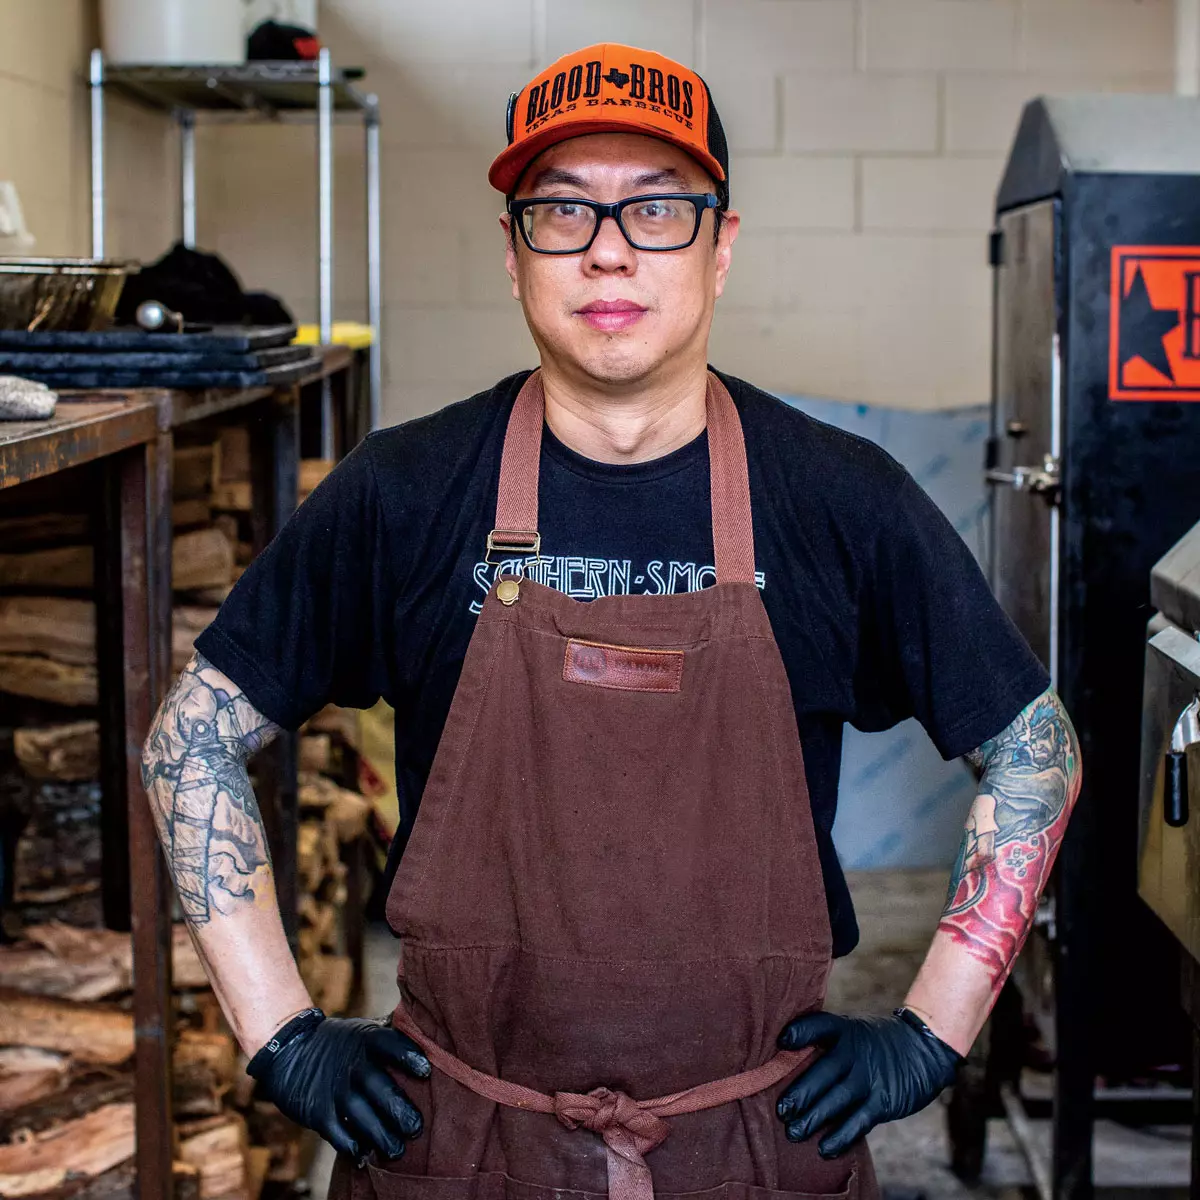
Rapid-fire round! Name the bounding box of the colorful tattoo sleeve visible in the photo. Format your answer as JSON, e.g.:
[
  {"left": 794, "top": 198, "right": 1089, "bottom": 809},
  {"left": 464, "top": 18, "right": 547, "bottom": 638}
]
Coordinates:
[
  {"left": 941, "top": 688, "right": 1082, "bottom": 997},
  {"left": 141, "top": 653, "right": 281, "bottom": 924}
]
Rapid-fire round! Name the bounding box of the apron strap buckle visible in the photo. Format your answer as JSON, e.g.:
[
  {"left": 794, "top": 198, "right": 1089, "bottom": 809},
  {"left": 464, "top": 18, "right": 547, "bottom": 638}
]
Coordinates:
[{"left": 486, "top": 528, "right": 542, "bottom": 567}]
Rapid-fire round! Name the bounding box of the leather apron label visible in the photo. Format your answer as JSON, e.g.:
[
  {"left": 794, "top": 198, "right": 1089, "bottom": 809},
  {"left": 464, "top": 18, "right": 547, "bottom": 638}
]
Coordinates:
[{"left": 563, "top": 639, "right": 684, "bottom": 693}]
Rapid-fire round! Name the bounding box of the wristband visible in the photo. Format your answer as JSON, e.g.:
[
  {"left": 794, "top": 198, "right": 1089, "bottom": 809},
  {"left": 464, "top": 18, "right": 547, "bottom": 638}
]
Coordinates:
[
  {"left": 893, "top": 1006, "right": 965, "bottom": 1062},
  {"left": 247, "top": 1007, "right": 326, "bottom": 1078}
]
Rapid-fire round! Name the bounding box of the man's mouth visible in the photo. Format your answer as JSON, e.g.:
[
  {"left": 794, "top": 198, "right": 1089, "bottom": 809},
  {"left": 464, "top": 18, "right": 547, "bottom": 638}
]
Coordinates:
[{"left": 575, "top": 299, "right": 648, "bottom": 332}]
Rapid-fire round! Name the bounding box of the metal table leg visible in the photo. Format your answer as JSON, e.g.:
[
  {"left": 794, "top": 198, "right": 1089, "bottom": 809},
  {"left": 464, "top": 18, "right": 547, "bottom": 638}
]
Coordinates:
[{"left": 116, "top": 441, "right": 174, "bottom": 1199}]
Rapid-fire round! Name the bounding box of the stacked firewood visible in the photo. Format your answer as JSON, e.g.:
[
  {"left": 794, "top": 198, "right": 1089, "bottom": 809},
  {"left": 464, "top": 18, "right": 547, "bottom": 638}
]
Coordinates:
[
  {"left": 0, "top": 718, "right": 374, "bottom": 1199},
  {"left": 0, "top": 432, "right": 335, "bottom": 706},
  {"left": 0, "top": 933, "right": 271, "bottom": 1199},
  {"left": 0, "top": 433, "right": 366, "bottom": 1198}
]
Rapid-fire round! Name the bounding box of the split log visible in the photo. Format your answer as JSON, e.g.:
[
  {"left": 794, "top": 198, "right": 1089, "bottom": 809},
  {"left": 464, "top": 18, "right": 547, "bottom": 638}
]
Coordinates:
[
  {"left": 301, "top": 955, "right": 353, "bottom": 1017},
  {"left": 177, "top": 1111, "right": 250, "bottom": 1200},
  {"left": 304, "top": 705, "right": 359, "bottom": 750},
  {"left": 0, "top": 1048, "right": 68, "bottom": 1114},
  {"left": 173, "top": 498, "right": 212, "bottom": 529},
  {"left": 0, "top": 597, "right": 93, "bottom": 665},
  {"left": 296, "top": 825, "right": 326, "bottom": 897},
  {"left": 299, "top": 775, "right": 372, "bottom": 843},
  {"left": 13, "top": 722, "right": 99, "bottom": 782},
  {"left": 299, "top": 459, "right": 333, "bottom": 497},
  {"left": 0, "top": 1057, "right": 228, "bottom": 1144},
  {"left": 174, "top": 445, "right": 218, "bottom": 499},
  {"left": 0, "top": 513, "right": 88, "bottom": 550},
  {"left": 297, "top": 903, "right": 337, "bottom": 962},
  {"left": 248, "top": 1102, "right": 304, "bottom": 1184},
  {"left": 210, "top": 481, "right": 251, "bottom": 513},
  {"left": 216, "top": 427, "right": 250, "bottom": 483},
  {"left": 0, "top": 1074, "right": 131, "bottom": 1141},
  {"left": 0, "top": 546, "right": 91, "bottom": 590},
  {"left": 0, "top": 656, "right": 96, "bottom": 707},
  {"left": 299, "top": 734, "right": 331, "bottom": 775},
  {"left": 212, "top": 514, "right": 239, "bottom": 545},
  {"left": 173, "top": 606, "right": 219, "bottom": 673},
  {"left": 173, "top": 528, "right": 235, "bottom": 593},
  {"left": 0, "top": 923, "right": 208, "bottom": 1000},
  {"left": 175, "top": 1030, "right": 236, "bottom": 1088},
  {"left": 182, "top": 585, "right": 233, "bottom": 607},
  {"left": 12, "top": 785, "right": 102, "bottom": 906},
  {"left": 0, "top": 992, "right": 133, "bottom": 1066},
  {"left": 246, "top": 1146, "right": 270, "bottom": 1200},
  {"left": 0, "top": 530, "right": 233, "bottom": 596},
  {"left": 0, "top": 1102, "right": 134, "bottom": 1195}
]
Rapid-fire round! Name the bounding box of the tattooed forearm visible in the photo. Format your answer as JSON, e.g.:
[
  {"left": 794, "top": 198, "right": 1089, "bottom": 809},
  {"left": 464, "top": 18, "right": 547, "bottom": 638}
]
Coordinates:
[
  {"left": 141, "top": 653, "right": 281, "bottom": 924},
  {"left": 940, "top": 688, "right": 1081, "bottom": 995}
]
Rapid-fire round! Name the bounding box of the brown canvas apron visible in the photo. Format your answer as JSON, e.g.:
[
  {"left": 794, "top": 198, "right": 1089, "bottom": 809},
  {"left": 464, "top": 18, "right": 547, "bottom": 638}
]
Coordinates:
[{"left": 331, "top": 371, "right": 878, "bottom": 1200}]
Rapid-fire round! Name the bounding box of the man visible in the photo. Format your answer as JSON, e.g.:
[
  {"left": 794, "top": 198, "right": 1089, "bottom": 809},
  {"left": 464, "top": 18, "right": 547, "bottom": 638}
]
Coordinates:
[{"left": 143, "top": 43, "right": 1080, "bottom": 1200}]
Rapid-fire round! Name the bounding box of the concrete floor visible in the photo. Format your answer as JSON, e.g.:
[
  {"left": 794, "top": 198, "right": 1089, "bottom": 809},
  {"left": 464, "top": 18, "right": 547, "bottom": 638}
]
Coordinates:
[{"left": 309, "top": 870, "right": 1192, "bottom": 1198}]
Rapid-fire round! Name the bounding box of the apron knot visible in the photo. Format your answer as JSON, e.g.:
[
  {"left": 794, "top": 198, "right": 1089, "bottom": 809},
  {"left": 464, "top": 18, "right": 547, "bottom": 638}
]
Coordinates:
[{"left": 553, "top": 1087, "right": 671, "bottom": 1155}]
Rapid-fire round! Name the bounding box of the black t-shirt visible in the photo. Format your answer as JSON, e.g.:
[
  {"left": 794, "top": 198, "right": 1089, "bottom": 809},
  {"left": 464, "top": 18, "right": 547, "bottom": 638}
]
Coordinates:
[{"left": 196, "top": 369, "right": 1048, "bottom": 956}]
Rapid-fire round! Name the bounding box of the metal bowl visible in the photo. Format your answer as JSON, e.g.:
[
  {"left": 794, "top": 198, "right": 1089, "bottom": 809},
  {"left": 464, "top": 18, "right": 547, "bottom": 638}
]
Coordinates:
[{"left": 0, "top": 257, "right": 139, "bottom": 333}]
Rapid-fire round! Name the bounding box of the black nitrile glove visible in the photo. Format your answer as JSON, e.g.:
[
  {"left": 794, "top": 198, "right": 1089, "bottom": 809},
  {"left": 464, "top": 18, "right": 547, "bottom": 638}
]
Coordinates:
[
  {"left": 247, "top": 1012, "right": 430, "bottom": 1164},
  {"left": 776, "top": 1010, "right": 961, "bottom": 1158}
]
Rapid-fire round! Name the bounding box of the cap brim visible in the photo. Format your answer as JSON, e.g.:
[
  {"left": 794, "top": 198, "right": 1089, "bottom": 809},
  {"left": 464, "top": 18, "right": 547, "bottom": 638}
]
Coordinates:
[{"left": 488, "top": 119, "right": 726, "bottom": 196}]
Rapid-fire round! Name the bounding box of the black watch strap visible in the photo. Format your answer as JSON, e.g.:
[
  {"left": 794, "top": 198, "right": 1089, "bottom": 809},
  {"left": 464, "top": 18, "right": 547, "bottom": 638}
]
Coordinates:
[{"left": 247, "top": 1007, "right": 326, "bottom": 1078}]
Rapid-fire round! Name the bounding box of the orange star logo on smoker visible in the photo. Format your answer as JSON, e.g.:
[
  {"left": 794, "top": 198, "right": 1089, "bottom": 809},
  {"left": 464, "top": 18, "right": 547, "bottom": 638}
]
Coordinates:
[{"left": 1109, "top": 246, "right": 1200, "bottom": 400}]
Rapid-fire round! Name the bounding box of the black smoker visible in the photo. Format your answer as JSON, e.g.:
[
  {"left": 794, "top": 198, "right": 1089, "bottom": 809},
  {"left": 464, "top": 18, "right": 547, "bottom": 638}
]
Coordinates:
[{"left": 967, "top": 96, "right": 1200, "bottom": 1199}]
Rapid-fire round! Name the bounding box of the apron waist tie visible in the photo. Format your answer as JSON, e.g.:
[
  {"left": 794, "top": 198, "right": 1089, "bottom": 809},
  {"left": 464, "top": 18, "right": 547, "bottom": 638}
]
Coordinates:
[{"left": 393, "top": 1006, "right": 813, "bottom": 1200}]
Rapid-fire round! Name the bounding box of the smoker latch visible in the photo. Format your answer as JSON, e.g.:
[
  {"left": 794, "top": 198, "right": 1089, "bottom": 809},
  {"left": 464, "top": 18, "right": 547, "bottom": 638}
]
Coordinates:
[
  {"left": 1166, "top": 693, "right": 1200, "bottom": 828},
  {"left": 985, "top": 453, "right": 1061, "bottom": 505}
]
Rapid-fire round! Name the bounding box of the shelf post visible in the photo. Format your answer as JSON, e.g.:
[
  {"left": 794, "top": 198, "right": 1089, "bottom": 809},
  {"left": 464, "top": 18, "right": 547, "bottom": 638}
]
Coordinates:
[
  {"left": 318, "top": 49, "right": 335, "bottom": 458},
  {"left": 179, "top": 110, "right": 197, "bottom": 249},
  {"left": 90, "top": 49, "right": 106, "bottom": 258},
  {"left": 366, "top": 97, "right": 382, "bottom": 432}
]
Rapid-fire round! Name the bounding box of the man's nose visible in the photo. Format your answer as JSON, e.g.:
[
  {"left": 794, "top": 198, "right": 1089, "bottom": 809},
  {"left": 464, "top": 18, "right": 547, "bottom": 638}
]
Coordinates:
[{"left": 583, "top": 215, "right": 636, "bottom": 272}]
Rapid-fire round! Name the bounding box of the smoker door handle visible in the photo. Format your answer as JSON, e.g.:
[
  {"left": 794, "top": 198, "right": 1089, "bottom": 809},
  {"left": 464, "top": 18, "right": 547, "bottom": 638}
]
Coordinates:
[
  {"left": 984, "top": 456, "right": 1061, "bottom": 504},
  {"left": 1165, "top": 750, "right": 1189, "bottom": 827}
]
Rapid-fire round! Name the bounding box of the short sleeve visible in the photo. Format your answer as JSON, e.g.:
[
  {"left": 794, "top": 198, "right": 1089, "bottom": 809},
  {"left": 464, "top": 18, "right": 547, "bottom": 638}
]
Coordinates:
[
  {"left": 194, "top": 439, "right": 390, "bottom": 730},
  {"left": 853, "top": 473, "right": 1050, "bottom": 759}
]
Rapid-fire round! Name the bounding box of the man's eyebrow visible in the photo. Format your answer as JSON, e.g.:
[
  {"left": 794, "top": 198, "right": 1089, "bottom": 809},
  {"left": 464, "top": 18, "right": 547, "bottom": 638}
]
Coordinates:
[
  {"left": 523, "top": 166, "right": 694, "bottom": 194},
  {"left": 630, "top": 168, "right": 689, "bottom": 189},
  {"left": 525, "top": 167, "right": 590, "bottom": 192}
]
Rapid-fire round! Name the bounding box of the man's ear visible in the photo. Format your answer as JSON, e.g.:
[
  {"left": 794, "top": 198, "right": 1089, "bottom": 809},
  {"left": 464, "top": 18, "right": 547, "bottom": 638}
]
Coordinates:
[
  {"left": 713, "top": 209, "right": 740, "bottom": 300},
  {"left": 500, "top": 213, "right": 520, "bottom": 300}
]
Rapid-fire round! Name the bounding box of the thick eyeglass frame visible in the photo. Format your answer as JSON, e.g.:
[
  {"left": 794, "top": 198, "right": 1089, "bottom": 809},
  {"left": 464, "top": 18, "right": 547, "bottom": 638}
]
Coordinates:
[{"left": 508, "top": 192, "right": 721, "bottom": 255}]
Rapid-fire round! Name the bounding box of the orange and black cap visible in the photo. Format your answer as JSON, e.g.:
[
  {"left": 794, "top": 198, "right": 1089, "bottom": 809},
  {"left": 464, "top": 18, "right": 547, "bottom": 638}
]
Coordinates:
[{"left": 489, "top": 44, "right": 729, "bottom": 208}]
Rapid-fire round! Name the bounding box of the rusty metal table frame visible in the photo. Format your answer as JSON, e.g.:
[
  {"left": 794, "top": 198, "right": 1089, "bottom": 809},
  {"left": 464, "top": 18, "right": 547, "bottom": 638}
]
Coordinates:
[{"left": 0, "top": 397, "right": 171, "bottom": 1196}]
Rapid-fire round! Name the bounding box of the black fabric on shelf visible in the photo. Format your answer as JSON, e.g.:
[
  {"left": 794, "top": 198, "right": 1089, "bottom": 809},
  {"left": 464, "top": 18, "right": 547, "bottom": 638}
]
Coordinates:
[
  {"left": 247, "top": 19, "right": 321, "bottom": 61},
  {"left": 115, "top": 242, "right": 295, "bottom": 328}
]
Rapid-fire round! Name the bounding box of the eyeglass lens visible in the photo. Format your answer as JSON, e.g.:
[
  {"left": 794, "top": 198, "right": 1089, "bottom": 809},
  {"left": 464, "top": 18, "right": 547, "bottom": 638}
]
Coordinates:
[{"left": 521, "top": 197, "right": 699, "bottom": 252}]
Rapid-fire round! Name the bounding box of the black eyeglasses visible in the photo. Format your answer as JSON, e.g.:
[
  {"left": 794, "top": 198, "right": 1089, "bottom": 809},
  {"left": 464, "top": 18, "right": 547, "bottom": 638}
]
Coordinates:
[{"left": 508, "top": 192, "right": 720, "bottom": 255}]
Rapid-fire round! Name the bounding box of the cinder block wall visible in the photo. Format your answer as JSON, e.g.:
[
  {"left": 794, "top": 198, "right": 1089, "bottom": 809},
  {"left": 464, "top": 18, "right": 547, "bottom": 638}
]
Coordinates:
[
  {"left": 276, "top": 0, "right": 1174, "bottom": 423},
  {"left": 0, "top": 0, "right": 178, "bottom": 261},
  {"left": 3, "top": 1, "right": 1174, "bottom": 421}
]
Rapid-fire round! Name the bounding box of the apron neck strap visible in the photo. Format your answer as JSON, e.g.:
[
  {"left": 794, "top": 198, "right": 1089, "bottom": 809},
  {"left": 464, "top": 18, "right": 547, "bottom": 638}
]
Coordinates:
[{"left": 491, "top": 369, "right": 756, "bottom": 585}]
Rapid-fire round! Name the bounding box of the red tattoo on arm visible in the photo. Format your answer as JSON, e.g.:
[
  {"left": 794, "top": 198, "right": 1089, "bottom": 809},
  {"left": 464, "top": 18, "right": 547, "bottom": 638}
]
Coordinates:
[{"left": 939, "top": 690, "right": 1082, "bottom": 998}]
